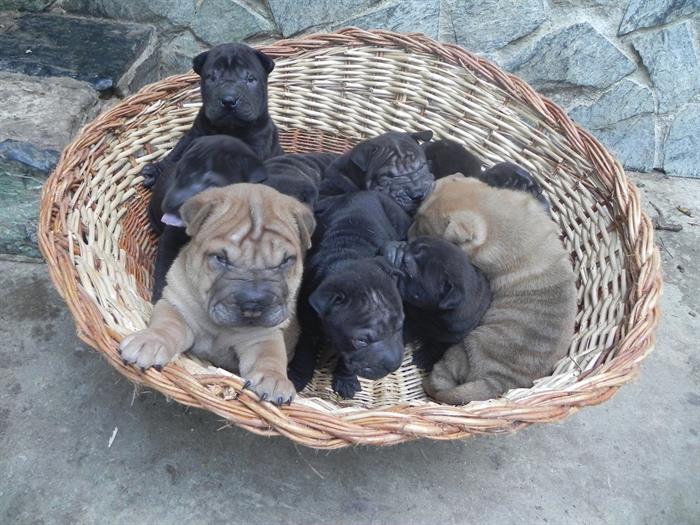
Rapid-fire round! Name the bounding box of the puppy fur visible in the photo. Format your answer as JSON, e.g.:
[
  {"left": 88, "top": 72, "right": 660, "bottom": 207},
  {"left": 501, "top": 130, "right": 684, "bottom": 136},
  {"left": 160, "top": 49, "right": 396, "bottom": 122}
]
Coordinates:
[
  {"left": 120, "top": 184, "right": 315, "bottom": 405},
  {"left": 289, "top": 191, "right": 411, "bottom": 399},
  {"left": 140, "top": 43, "right": 283, "bottom": 187},
  {"left": 423, "top": 138, "right": 482, "bottom": 179},
  {"left": 381, "top": 236, "right": 491, "bottom": 370},
  {"left": 148, "top": 135, "right": 267, "bottom": 302},
  {"left": 262, "top": 152, "right": 339, "bottom": 208},
  {"left": 411, "top": 175, "right": 577, "bottom": 405},
  {"left": 320, "top": 131, "right": 434, "bottom": 215}
]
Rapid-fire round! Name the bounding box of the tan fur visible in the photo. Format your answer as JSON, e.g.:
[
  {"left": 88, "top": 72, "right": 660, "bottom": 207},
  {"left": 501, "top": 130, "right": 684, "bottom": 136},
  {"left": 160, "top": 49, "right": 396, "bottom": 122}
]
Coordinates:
[
  {"left": 120, "top": 184, "right": 315, "bottom": 404},
  {"left": 411, "top": 175, "right": 577, "bottom": 405}
]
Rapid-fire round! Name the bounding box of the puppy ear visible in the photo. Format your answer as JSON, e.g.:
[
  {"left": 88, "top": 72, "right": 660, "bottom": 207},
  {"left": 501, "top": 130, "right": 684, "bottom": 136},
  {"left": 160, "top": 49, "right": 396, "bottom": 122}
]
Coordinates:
[
  {"left": 254, "top": 49, "right": 275, "bottom": 74},
  {"left": 374, "top": 257, "right": 403, "bottom": 283},
  {"left": 439, "top": 282, "right": 463, "bottom": 310},
  {"left": 349, "top": 143, "right": 372, "bottom": 174},
  {"left": 291, "top": 202, "right": 316, "bottom": 251},
  {"left": 309, "top": 287, "right": 345, "bottom": 317},
  {"left": 443, "top": 211, "right": 487, "bottom": 249},
  {"left": 180, "top": 191, "right": 218, "bottom": 237},
  {"left": 411, "top": 130, "right": 434, "bottom": 143},
  {"left": 192, "top": 51, "right": 209, "bottom": 76}
]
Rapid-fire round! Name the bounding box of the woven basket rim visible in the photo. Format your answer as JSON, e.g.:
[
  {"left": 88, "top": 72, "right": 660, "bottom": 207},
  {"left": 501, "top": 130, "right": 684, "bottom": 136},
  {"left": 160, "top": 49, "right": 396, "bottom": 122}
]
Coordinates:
[{"left": 38, "top": 28, "right": 662, "bottom": 449}]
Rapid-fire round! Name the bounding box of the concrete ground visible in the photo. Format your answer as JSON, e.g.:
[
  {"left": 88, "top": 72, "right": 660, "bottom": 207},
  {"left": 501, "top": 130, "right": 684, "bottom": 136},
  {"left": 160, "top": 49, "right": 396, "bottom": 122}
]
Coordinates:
[{"left": 0, "top": 173, "right": 698, "bottom": 525}]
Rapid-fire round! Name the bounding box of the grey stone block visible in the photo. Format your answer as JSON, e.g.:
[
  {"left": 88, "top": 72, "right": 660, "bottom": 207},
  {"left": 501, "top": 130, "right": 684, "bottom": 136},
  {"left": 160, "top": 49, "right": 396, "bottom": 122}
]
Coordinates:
[
  {"left": 619, "top": 0, "right": 699, "bottom": 35},
  {"left": 190, "top": 0, "right": 274, "bottom": 44},
  {"left": 0, "top": 72, "right": 100, "bottom": 151},
  {"left": 61, "top": 0, "right": 197, "bottom": 28},
  {"left": 0, "top": 140, "right": 59, "bottom": 173},
  {"left": 268, "top": 0, "right": 377, "bottom": 36},
  {"left": 0, "top": 0, "right": 52, "bottom": 10},
  {"left": 569, "top": 80, "right": 656, "bottom": 171},
  {"left": 0, "top": 158, "right": 44, "bottom": 258},
  {"left": 507, "top": 23, "right": 636, "bottom": 91},
  {"left": 337, "top": 0, "right": 439, "bottom": 38},
  {"left": 632, "top": 21, "right": 700, "bottom": 113},
  {"left": 161, "top": 31, "right": 208, "bottom": 77},
  {"left": 442, "top": 0, "right": 545, "bottom": 53},
  {"left": 664, "top": 103, "right": 700, "bottom": 177},
  {"left": 0, "top": 13, "right": 156, "bottom": 94}
]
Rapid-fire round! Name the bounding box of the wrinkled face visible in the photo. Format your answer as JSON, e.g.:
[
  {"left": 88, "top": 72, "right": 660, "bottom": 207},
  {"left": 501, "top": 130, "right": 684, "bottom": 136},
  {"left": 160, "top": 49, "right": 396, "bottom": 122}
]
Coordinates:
[
  {"left": 351, "top": 131, "right": 435, "bottom": 214},
  {"left": 194, "top": 44, "right": 274, "bottom": 129},
  {"left": 382, "top": 237, "right": 467, "bottom": 311},
  {"left": 160, "top": 137, "right": 266, "bottom": 227},
  {"left": 310, "top": 264, "right": 405, "bottom": 380},
  {"left": 182, "top": 186, "right": 313, "bottom": 328}
]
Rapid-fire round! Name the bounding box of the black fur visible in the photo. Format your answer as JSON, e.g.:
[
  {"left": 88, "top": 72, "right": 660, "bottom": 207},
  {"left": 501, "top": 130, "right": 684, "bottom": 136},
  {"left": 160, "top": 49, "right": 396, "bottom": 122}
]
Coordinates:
[
  {"left": 320, "top": 131, "right": 434, "bottom": 215},
  {"left": 262, "top": 152, "right": 339, "bottom": 207},
  {"left": 289, "top": 191, "right": 411, "bottom": 399},
  {"left": 480, "top": 162, "right": 551, "bottom": 211},
  {"left": 140, "top": 42, "right": 283, "bottom": 188},
  {"left": 382, "top": 236, "right": 491, "bottom": 371},
  {"left": 423, "top": 138, "right": 482, "bottom": 179}
]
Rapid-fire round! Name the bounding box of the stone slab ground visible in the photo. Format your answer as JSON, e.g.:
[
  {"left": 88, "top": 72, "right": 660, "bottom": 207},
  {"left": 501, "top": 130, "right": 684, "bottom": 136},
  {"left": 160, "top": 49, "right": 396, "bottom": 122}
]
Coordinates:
[{"left": 0, "top": 174, "right": 697, "bottom": 524}]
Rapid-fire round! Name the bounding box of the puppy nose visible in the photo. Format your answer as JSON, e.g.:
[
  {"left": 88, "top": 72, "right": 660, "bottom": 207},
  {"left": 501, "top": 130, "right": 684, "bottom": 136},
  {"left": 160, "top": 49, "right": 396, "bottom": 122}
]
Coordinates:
[
  {"left": 235, "top": 289, "right": 272, "bottom": 316},
  {"left": 221, "top": 95, "right": 239, "bottom": 109}
]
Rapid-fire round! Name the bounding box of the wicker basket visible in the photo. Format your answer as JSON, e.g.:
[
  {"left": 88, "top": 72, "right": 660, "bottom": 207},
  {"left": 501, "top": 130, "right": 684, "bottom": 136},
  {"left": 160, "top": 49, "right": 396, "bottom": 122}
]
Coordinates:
[{"left": 38, "top": 29, "right": 662, "bottom": 449}]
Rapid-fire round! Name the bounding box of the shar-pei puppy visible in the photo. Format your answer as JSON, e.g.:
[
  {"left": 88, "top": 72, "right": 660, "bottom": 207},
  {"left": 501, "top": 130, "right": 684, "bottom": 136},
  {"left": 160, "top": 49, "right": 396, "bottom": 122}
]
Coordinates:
[{"left": 120, "top": 184, "right": 315, "bottom": 405}]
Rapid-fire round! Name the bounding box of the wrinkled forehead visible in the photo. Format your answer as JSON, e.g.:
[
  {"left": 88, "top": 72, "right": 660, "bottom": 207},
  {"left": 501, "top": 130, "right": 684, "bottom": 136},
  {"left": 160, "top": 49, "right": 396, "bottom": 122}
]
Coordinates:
[{"left": 207, "top": 46, "right": 260, "bottom": 73}]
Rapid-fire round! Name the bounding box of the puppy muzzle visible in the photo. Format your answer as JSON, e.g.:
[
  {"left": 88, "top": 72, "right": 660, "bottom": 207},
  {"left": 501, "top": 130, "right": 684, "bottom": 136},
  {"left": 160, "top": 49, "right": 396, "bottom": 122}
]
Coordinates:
[{"left": 344, "top": 331, "right": 404, "bottom": 380}]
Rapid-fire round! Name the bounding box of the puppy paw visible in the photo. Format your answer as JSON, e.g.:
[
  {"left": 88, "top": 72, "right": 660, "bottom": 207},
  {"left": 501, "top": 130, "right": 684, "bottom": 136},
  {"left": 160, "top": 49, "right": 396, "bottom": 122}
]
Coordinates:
[
  {"left": 244, "top": 371, "right": 295, "bottom": 405},
  {"left": 140, "top": 163, "right": 161, "bottom": 188},
  {"left": 332, "top": 374, "right": 361, "bottom": 399},
  {"left": 288, "top": 366, "right": 313, "bottom": 392},
  {"left": 424, "top": 359, "right": 459, "bottom": 397},
  {"left": 119, "top": 329, "right": 179, "bottom": 371}
]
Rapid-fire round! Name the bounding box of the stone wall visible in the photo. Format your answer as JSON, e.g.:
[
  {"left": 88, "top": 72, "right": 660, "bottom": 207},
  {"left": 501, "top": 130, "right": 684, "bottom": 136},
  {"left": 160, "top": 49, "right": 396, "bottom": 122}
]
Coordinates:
[{"left": 8, "top": 0, "right": 700, "bottom": 177}]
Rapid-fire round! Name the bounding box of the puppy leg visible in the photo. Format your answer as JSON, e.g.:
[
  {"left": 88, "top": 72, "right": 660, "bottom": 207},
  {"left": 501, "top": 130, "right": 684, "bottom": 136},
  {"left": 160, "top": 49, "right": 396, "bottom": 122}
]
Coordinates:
[
  {"left": 424, "top": 345, "right": 469, "bottom": 395},
  {"left": 238, "top": 332, "right": 296, "bottom": 405},
  {"left": 412, "top": 340, "right": 449, "bottom": 371},
  {"left": 119, "top": 300, "right": 194, "bottom": 371},
  {"left": 331, "top": 360, "right": 361, "bottom": 400},
  {"left": 287, "top": 331, "right": 320, "bottom": 392},
  {"left": 430, "top": 377, "right": 504, "bottom": 405}
]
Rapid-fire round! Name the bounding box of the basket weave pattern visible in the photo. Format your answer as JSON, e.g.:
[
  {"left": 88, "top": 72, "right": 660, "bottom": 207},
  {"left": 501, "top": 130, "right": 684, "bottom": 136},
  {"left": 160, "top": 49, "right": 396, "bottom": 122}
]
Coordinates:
[{"left": 38, "top": 29, "right": 662, "bottom": 448}]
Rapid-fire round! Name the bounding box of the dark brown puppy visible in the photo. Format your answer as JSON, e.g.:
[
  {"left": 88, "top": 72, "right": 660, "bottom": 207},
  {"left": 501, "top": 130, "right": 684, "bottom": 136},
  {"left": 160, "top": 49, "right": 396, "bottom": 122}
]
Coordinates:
[
  {"left": 140, "top": 43, "right": 283, "bottom": 187},
  {"left": 320, "top": 131, "right": 434, "bottom": 215}
]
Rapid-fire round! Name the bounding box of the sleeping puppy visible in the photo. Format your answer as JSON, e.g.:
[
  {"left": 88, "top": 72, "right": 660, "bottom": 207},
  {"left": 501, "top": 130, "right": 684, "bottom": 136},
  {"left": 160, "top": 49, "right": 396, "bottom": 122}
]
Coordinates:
[
  {"left": 320, "top": 130, "right": 434, "bottom": 215},
  {"left": 148, "top": 135, "right": 267, "bottom": 302},
  {"left": 381, "top": 236, "right": 491, "bottom": 370},
  {"left": 120, "top": 184, "right": 315, "bottom": 405},
  {"left": 289, "top": 191, "right": 411, "bottom": 399},
  {"left": 480, "top": 162, "right": 550, "bottom": 211},
  {"left": 262, "top": 152, "right": 339, "bottom": 208},
  {"left": 423, "top": 138, "right": 482, "bottom": 179},
  {"left": 411, "top": 175, "right": 577, "bottom": 405},
  {"left": 140, "top": 43, "right": 283, "bottom": 188}
]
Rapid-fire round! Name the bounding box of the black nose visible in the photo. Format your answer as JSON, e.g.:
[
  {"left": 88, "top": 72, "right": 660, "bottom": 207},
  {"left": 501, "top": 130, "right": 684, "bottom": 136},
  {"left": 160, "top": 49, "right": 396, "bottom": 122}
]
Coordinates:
[{"left": 221, "top": 95, "right": 239, "bottom": 109}]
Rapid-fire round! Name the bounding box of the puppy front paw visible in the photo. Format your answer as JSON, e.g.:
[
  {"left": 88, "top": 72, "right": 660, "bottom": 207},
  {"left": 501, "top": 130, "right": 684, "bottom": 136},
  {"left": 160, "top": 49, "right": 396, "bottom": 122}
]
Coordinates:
[
  {"left": 119, "top": 329, "right": 179, "bottom": 371},
  {"left": 332, "top": 374, "right": 361, "bottom": 399},
  {"left": 244, "top": 370, "right": 295, "bottom": 405},
  {"left": 140, "top": 162, "right": 162, "bottom": 188},
  {"left": 288, "top": 366, "right": 313, "bottom": 392}
]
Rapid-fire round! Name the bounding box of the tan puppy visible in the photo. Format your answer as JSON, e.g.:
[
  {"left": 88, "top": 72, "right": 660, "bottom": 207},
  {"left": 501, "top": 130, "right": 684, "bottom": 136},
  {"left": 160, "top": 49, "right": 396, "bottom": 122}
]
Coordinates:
[
  {"left": 411, "top": 175, "right": 577, "bottom": 405},
  {"left": 120, "top": 184, "right": 315, "bottom": 405}
]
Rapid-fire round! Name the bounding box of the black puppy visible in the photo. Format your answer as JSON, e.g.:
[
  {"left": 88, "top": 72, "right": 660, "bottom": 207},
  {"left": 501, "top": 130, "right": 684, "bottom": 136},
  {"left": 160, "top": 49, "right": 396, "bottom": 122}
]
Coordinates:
[
  {"left": 320, "top": 130, "right": 434, "bottom": 215},
  {"left": 423, "top": 138, "right": 482, "bottom": 179},
  {"left": 140, "top": 42, "right": 283, "bottom": 188},
  {"left": 382, "top": 236, "right": 491, "bottom": 370},
  {"left": 289, "top": 191, "right": 411, "bottom": 399},
  {"left": 481, "top": 162, "right": 551, "bottom": 211},
  {"left": 263, "top": 152, "right": 338, "bottom": 208},
  {"left": 149, "top": 135, "right": 267, "bottom": 302}
]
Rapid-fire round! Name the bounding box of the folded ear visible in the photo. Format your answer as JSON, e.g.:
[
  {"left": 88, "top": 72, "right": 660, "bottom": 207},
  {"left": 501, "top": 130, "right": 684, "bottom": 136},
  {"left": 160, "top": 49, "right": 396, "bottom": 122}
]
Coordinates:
[
  {"left": 309, "top": 286, "right": 345, "bottom": 317},
  {"left": 291, "top": 202, "right": 316, "bottom": 251},
  {"left": 246, "top": 165, "right": 268, "bottom": 183},
  {"left": 254, "top": 49, "right": 275, "bottom": 74},
  {"left": 374, "top": 257, "right": 403, "bottom": 283},
  {"left": 192, "top": 51, "right": 209, "bottom": 76},
  {"left": 443, "top": 211, "right": 487, "bottom": 249},
  {"left": 411, "top": 130, "right": 434, "bottom": 143},
  {"left": 180, "top": 190, "right": 220, "bottom": 237},
  {"left": 348, "top": 143, "right": 372, "bottom": 176}
]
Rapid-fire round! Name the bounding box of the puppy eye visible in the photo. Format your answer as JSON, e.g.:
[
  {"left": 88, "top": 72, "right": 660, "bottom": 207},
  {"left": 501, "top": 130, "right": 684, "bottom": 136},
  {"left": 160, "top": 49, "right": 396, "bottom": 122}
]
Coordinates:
[
  {"left": 442, "top": 281, "right": 454, "bottom": 295},
  {"left": 353, "top": 337, "right": 369, "bottom": 349},
  {"left": 247, "top": 74, "right": 256, "bottom": 83},
  {"left": 209, "top": 253, "right": 228, "bottom": 267},
  {"left": 280, "top": 255, "right": 296, "bottom": 268}
]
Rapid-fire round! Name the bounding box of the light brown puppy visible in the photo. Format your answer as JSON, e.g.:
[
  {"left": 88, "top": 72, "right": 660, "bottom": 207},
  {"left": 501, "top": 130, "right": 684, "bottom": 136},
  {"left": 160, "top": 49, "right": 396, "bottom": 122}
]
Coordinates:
[
  {"left": 411, "top": 175, "right": 577, "bottom": 405},
  {"left": 120, "top": 184, "right": 315, "bottom": 405}
]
